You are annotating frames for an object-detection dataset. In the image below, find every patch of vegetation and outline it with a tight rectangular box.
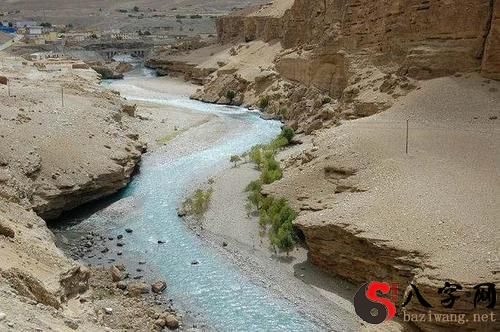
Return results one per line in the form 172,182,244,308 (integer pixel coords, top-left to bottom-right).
156,128,187,143
243,127,298,254
182,187,213,221
278,107,289,119
175,14,186,19
226,90,236,103
322,97,332,105
230,155,242,167
190,14,202,19
259,96,270,110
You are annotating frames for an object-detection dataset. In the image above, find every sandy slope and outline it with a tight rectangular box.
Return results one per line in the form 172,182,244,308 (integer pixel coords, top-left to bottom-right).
191,141,413,331
268,74,500,284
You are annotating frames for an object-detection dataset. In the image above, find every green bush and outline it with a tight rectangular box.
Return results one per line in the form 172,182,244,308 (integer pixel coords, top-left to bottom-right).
279,107,289,118
322,97,332,105
230,154,241,167
243,129,299,253
261,197,297,254
226,90,236,102
183,188,213,220
281,126,295,143
259,96,270,109
249,145,263,167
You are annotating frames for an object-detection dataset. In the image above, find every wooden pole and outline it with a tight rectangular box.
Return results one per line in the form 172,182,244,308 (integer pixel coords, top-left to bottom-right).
7,80,10,97
406,119,409,154
61,87,64,107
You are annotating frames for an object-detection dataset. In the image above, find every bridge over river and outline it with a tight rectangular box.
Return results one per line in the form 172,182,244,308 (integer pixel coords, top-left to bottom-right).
83,40,154,60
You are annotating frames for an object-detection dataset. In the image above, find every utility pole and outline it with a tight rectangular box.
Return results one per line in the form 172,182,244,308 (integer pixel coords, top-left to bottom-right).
61,87,64,107
7,79,11,97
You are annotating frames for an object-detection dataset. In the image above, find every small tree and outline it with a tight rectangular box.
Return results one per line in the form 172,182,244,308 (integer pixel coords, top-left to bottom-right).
133,6,140,12
226,90,236,104
281,127,295,143
230,155,241,167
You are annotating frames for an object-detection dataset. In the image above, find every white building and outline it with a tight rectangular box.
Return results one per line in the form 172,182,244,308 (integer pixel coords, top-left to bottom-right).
28,26,43,35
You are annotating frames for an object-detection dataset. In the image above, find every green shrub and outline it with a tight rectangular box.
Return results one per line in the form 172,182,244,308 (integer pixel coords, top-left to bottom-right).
243,129,299,253
183,188,213,220
322,97,332,105
260,197,297,254
226,90,236,103
249,145,263,167
259,96,270,109
279,107,288,118
281,126,295,143
230,155,241,167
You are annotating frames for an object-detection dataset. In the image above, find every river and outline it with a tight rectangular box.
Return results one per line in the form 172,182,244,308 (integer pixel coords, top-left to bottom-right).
52,66,334,331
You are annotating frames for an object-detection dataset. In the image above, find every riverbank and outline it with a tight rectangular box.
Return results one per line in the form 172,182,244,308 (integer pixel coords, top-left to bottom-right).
0,53,208,331
182,137,413,331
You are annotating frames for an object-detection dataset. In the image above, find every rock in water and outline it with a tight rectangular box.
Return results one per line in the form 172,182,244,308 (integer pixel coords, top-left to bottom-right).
125,228,133,233
151,280,167,294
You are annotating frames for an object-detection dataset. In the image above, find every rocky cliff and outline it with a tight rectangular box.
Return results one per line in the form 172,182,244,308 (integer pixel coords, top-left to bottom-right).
181,0,499,134
186,1,500,331
0,56,150,330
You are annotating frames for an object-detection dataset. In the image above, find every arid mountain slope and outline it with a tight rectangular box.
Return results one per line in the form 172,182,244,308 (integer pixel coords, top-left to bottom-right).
147,1,500,331
149,0,499,131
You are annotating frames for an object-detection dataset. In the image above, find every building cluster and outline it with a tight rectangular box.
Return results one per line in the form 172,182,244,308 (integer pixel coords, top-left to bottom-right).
0,20,61,45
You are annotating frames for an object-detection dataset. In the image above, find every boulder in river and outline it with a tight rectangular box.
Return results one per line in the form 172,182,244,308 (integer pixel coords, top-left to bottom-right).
151,280,167,294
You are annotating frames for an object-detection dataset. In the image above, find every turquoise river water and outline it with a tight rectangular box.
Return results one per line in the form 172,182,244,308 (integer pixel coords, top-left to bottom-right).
54,71,328,331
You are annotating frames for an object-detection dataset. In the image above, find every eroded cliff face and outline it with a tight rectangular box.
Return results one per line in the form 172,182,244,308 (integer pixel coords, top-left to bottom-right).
193,0,499,133
196,2,500,331
220,0,498,79
0,56,148,330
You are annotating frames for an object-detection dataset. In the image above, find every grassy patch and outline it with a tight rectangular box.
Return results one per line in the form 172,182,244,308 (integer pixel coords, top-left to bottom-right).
156,128,187,143
182,187,213,221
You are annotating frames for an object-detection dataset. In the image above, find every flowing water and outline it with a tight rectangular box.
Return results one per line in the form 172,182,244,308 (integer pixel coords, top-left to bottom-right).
54,69,326,331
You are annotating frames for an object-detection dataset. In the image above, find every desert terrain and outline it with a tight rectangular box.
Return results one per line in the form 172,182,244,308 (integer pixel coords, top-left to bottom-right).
0,0,499,331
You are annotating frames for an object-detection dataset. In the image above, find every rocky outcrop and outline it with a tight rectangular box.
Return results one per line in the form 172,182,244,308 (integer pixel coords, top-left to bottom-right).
188,0,499,132
0,61,146,219
145,57,216,85
0,56,152,330
218,0,499,79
